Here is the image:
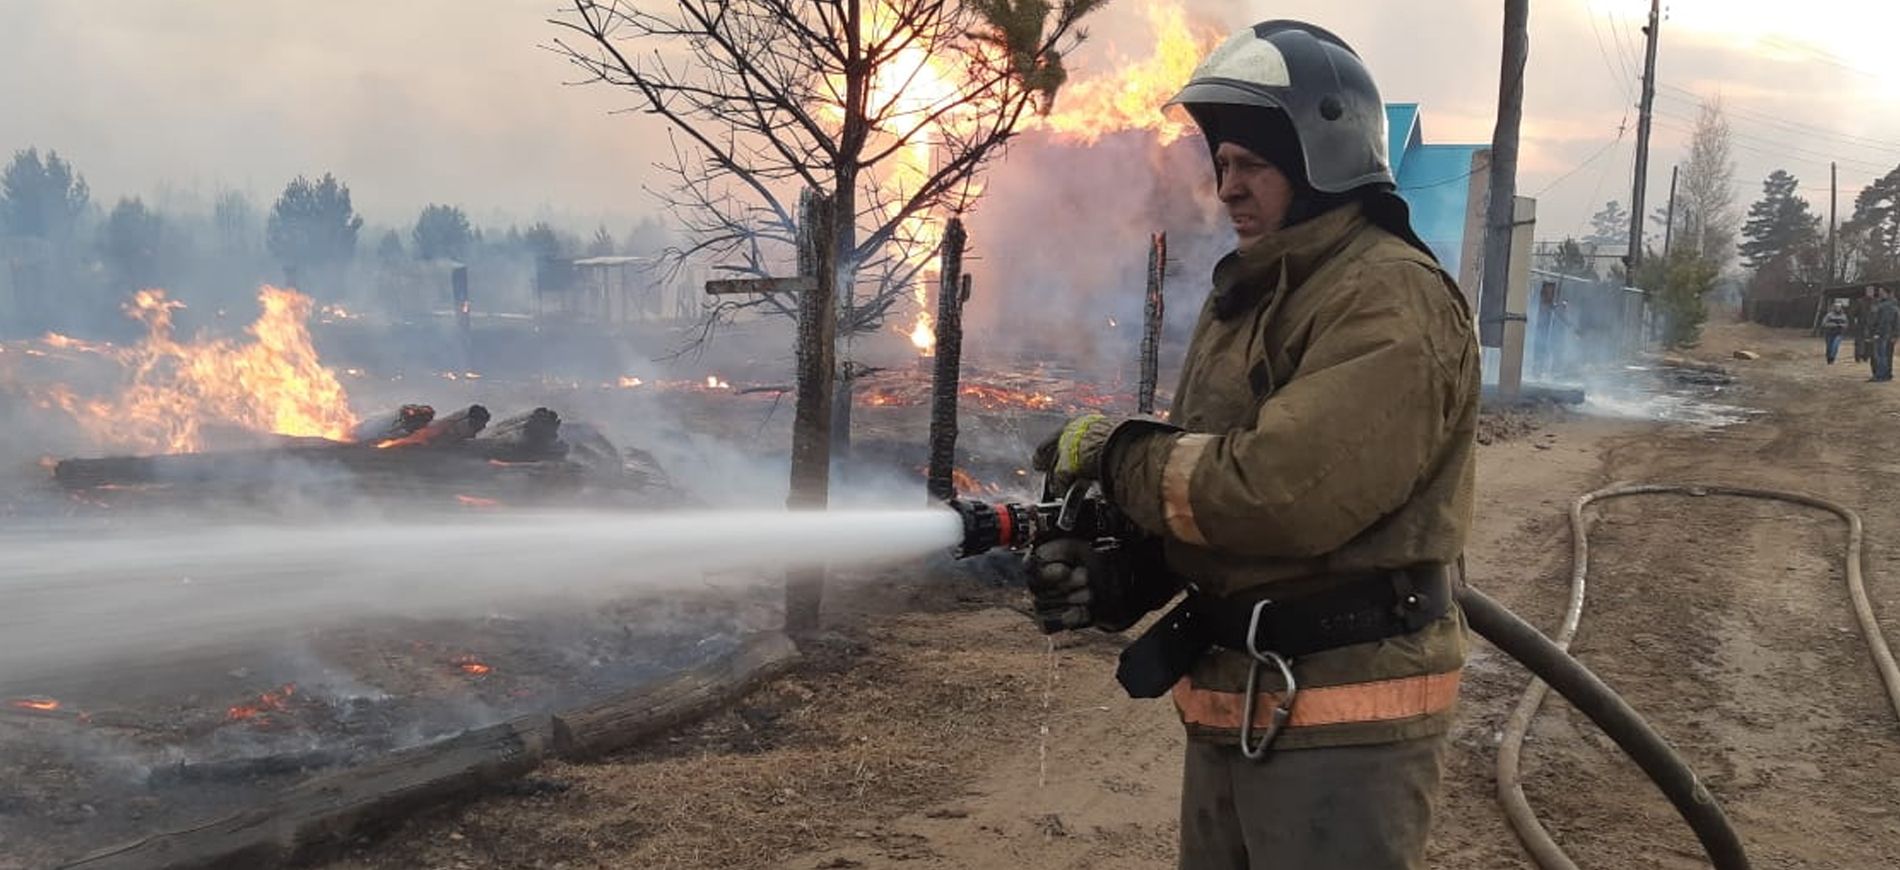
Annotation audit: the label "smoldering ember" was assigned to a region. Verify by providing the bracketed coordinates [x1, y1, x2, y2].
[4, 2, 1900, 870]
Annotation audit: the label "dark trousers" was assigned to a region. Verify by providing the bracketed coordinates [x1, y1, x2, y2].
[1178, 735, 1446, 870]
[1826, 330, 1844, 363]
[1876, 338, 1895, 381]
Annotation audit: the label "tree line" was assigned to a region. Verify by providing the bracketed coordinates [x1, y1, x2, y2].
[0, 146, 666, 336]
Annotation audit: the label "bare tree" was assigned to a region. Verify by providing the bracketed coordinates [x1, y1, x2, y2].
[1673, 99, 1738, 272]
[547, 0, 1103, 338]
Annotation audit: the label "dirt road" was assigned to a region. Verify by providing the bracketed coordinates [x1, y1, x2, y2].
[328, 322, 1900, 869]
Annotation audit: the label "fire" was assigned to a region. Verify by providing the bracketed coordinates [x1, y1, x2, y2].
[961, 383, 1057, 412]
[40, 332, 112, 354]
[455, 494, 501, 509]
[40, 287, 357, 454]
[454, 655, 492, 676]
[618, 376, 645, 389]
[1036, 1, 1222, 145]
[317, 303, 359, 323]
[910, 316, 936, 354]
[705, 375, 731, 390]
[9, 697, 60, 712]
[226, 683, 298, 722]
[950, 467, 1004, 496]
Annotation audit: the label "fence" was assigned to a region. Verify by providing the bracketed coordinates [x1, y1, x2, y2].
[1526, 269, 1651, 383]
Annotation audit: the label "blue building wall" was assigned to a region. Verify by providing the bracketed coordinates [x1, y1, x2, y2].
[1386, 103, 1484, 278]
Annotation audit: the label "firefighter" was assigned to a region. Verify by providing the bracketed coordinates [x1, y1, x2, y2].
[1026, 21, 1479, 870]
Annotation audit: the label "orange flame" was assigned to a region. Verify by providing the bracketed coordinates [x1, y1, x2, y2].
[227, 683, 298, 722]
[618, 376, 645, 389]
[41, 287, 356, 453]
[9, 697, 60, 712]
[455, 494, 501, 509]
[910, 315, 936, 354]
[949, 467, 1005, 496]
[961, 383, 1057, 411]
[454, 655, 492, 676]
[705, 375, 731, 390]
[1036, 1, 1222, 146]
[40, 332, 113, 354]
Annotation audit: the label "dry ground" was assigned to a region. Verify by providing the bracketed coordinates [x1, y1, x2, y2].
[325, 320, 1900, 870]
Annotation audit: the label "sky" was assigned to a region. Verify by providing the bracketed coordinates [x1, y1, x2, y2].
[1, 0, 1896, 242]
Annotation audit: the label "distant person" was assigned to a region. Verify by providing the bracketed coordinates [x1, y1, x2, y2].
[1872, 289, 1899, 382]
[1821, 300, 1849, 364]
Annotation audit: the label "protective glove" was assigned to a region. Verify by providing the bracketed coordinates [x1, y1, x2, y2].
[1023, 534, 1179, 634]
[1024, 537, 1098, 633]
[1031, 414, 1116, 493]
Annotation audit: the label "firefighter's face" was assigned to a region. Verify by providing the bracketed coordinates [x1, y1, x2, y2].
[1214, 142, 1294, 250]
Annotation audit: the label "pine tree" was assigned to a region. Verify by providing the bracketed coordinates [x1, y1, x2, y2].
[1738, 169, 1821, 271]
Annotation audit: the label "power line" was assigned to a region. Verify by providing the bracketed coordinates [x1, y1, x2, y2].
[1656, 84, 1900, 153]
[1583, 4, 1636, 102]
[1760, 35, 1880, 80]
[1606, 10, 1643, 84]
[1536, 125, 1627, 197]
[1649, 106, 1895, 174]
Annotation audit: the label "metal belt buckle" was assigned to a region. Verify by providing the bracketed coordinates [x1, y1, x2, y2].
[1239, 598, 1298, 761]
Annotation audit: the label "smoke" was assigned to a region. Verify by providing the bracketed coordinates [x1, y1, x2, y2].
[962, 130, 1230, 380]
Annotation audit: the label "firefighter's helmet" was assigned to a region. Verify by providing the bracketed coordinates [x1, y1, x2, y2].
[1168, 21, 1392, 194]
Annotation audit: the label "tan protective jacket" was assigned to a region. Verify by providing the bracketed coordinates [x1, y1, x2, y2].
[1103, 203, 1480, 749]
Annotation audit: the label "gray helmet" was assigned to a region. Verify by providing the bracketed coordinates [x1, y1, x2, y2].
[1167, 21, 1392, 194]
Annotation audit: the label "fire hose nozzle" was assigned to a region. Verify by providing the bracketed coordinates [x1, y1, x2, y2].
[947, 484, 1129, 559]
[946, 498, 1040, 558]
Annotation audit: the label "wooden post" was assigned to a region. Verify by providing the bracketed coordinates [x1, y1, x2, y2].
[1498, 196, 1537, 399]
[1139, 233, 1167, 415]
[1479, 0, 1529, 348]
[1626, 0, 1662, 273]
[925, 218, 969, 503]
[785, 190, 837, 639]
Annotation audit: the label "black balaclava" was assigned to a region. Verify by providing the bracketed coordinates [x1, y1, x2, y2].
[1192, 103, 1353, 230]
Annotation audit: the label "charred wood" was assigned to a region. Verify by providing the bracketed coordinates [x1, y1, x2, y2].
[926, 218, 968, 503]
[380, 404, 490, 448]
[1139, 232, 1166, 415]
[349, 405, 435, 443]
[66, 633, 799, 870]
[475, 408, 564, 461]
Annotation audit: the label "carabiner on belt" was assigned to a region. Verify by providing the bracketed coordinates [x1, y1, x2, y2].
[1239, 598, 1298, 761]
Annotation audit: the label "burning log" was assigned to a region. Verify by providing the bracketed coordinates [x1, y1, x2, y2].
[474, 407, 564, 461]
[926, 218, 969, 503]
[350, 404, 435, 443]
[1139, 232, 1167, 415]
[378, 404, 490, 449]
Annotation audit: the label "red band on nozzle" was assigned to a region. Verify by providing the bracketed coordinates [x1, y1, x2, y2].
[993, 503, 1014, 551]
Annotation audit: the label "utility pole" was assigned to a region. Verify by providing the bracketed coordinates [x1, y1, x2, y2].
[1829, 161, 1839, 284]
[1662, 165, 1679, 258]
[1480, 0, 1530, 349]
[1626, 0, 1662, 273]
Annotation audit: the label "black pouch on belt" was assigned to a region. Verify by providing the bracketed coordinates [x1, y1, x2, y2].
[1115, 597, 1211, 698]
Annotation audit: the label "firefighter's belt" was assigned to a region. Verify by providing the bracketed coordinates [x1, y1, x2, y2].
[1115, 565, 1452, 699]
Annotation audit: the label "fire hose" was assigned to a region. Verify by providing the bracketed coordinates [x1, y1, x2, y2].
[1482, 484, 1900, 870]
[948, 482, 1900, 870]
